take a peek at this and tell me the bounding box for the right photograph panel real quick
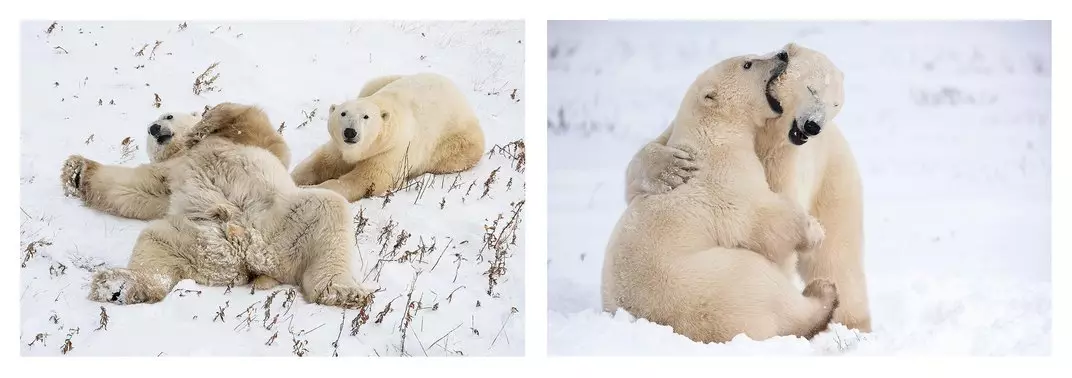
[546,20,1051,355]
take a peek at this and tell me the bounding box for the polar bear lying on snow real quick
[85,104,372,309]
[624,43,871,332]
[60,107,291,221]
[291,73,485,202]
[602,46,842,343]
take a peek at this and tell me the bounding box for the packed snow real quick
[20,21,525,356]
[547,21,1050,355]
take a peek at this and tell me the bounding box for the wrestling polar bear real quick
[85,104,371,308]
[602,46,844,343]
[627,43,871,332]
[292,73,485,201]
[60,107,291,221]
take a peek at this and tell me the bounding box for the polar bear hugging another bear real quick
[291,73,486,201]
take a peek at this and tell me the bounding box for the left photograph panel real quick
[20,20,526,356]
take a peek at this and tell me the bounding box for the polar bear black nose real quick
[777,51,788,62]
[149,124,161,136]
[343,128,357,139]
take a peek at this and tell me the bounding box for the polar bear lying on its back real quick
[88,103,372,309]
[61,106,291,221]
[291,73,485,202]
[602,49,838,343]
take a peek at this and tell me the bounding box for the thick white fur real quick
[602,49,839,343]
[87,105,371,308]
[625,43,871,332]
[60,106,291,221]
[291,73,485,202]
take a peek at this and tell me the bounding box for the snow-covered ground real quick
[547,21,1050,355]
[20,21,525,356]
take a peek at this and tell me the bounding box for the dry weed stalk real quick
[482,200,525,295]
[177,22,188,32]
[60,328,78,355]
[213,301,230,322]
[49,262,67,277]
[192,62,221,95]
[133,43,149,57]
[118,137,139,164]
[488,139,526,172]
[353,208,369,238]
[28,333,48,347]
[21,238,53,268]
[95,306,109,331]
[398,272,422,356]
[296,107,318,129]
[45,22,58,35]
[153,93,162,108]
[149,40,163,60]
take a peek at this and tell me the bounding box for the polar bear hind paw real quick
[314,283,373,309]
[60,155,88,198]
[89,268,139,305]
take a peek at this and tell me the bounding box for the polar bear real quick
[88,103,371,308]
[60,107,291,220]
[602,49,839,343]
[290,73,485,201]
[625,43,871,332]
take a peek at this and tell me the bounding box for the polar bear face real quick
[678,49,790,128]
[327,99,387,154]
[767,43,845,145]
[146,111,202,163]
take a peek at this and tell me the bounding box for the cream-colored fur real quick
[602,49,839,343]
[60,106,291,220]
[625,43,871,332]
[87,104,371,309]
[291,73,485,202]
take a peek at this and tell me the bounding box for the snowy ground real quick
[547,21,1050,355]
[20,21,525,356]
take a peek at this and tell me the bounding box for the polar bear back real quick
[369,73,479,143]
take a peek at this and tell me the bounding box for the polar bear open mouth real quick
[764,50,789,115]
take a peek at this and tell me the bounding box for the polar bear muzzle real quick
[764,50,789,115]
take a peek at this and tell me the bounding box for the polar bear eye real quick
[340,111,347,117]
[743,61,753,70]
[363,115,369,120]
[166,114,174,120]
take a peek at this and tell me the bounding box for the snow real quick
[20,21,525,356]
[547,21,1050,355]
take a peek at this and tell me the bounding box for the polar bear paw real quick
[89,268,140,305]
[802,279,839,311]
[60,155,90,198]
[799,215,826,252]
[632,143,700,196]
[314,282,373,309]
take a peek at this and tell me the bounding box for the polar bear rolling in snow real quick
[86,103,372,309]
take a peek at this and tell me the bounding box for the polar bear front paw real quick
[89,268,140,305]
[799,216,826,252]
[60,155,90,198]
[632,143,700,196]
[314,283,373,309]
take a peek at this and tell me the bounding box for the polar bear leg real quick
[358,75,405,98]
[291,144,353,186]
[293,192,372,308]
[798,167,871,331]
[61,155,170,220]
[315,151,403,202]
[428,127,485,174]
[661,248,838,342]
[747,194,825,264]
[623,125,699,203]
[88,220,188,304]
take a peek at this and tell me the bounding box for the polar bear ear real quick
[381,111,389,121]
[329,104,336,113]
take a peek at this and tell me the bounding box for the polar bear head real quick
[674,48,791,133]
[146,111,202,163]
[327,99,388,154]
[766,43,845,145]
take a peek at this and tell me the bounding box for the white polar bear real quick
[603,48,838,343]
[88,103,372,309]
[626,43,871,332]
[61,106,291,221]
[291,73,485,202]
